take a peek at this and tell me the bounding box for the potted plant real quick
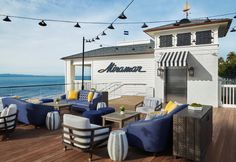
[188,103,203,111]
[55,98,60,104]
[120,105,125,115]
[91,88,96,92]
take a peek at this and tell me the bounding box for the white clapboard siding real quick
[74,54,155,97]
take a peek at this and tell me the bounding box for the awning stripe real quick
[158,51,189,67]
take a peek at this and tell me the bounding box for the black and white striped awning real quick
[158,51,189,67]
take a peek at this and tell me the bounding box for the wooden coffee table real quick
[42,102,72,112]
[102,111,140,128]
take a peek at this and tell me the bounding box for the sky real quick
[0,0,235,76]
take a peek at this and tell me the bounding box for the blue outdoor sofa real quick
[124,104,188,153]
[60,90,102,112]
[2,98,55,126]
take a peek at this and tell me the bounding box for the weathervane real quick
[183,0,190,19]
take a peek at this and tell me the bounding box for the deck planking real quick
[1,107,236,162]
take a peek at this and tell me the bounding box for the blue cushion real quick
[82,110,103,125]
[98,107,115,115]
[40,98,54,103]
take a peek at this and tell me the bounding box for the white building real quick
[62,18,232,107]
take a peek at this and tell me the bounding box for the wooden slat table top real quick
[42,102,72,108]
[102,111,140,121]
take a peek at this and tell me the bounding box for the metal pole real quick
[81,36,85,90]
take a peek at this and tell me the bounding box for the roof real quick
[144,18,232,38]
[61,40,155,60]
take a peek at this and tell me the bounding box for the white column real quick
[155,36,160,49]
[191,32,196,45]
[173,34,177,47]
[213,29,219,45]
[65,60,75,92]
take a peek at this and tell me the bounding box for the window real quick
[196,30,212,45]
[159,35,172,47]
[177,33,191,46]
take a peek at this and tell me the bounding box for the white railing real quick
[220,84,236,108]
[73,80,154,100]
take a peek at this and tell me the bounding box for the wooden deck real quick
[1,98,236,162]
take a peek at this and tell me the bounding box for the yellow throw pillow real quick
[87,92,94,102]
[150,110,167,116]
[164,101,177,113]
[67,90,78,100]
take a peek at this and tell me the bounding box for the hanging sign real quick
[98,62,146,73]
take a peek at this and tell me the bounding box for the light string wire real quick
[1,11,235,25]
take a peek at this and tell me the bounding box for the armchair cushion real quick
[125,104,188,153]
[136,97,162,114]
[0,104,17,129]
[143,97,160,108]
[136,107,156,114]
[63,114,109,149]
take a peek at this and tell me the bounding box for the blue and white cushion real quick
[46,111,60,130]
[97,102,107,110]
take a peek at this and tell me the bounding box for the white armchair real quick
[135,97,162,114]
[62,114,111,161]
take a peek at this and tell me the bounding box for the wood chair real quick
[62,114,111,162]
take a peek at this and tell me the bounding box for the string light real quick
[101,31,107,36]
[3,16,11,22]
[141,22,148,28]
[0,9,235,39]
[118,12,127,19]
[38,20,47,26]
[74,22,81,28]
[108,24,115,29]
[231,26,236,32]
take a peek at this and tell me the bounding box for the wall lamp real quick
[157,67,164,76]
[188,67,194,77]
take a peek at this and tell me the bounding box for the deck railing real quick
[0,82,90,99]
[220,84,236,108]
[0,81,154,100]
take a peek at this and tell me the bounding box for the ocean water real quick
[0,75,91,98]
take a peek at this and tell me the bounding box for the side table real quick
[173,105,213,161]
[108,130,128,161]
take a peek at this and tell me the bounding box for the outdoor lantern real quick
[188,67,194,76]
[157,67,164,76]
